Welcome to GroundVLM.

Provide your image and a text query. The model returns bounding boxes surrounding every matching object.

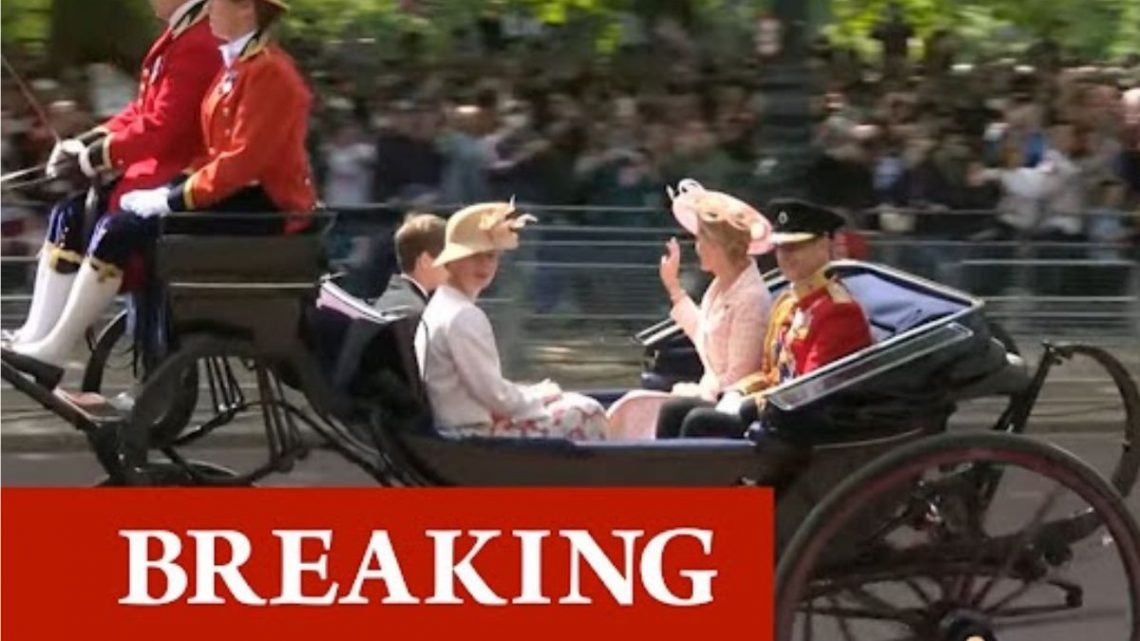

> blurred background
[1,0,1138,394]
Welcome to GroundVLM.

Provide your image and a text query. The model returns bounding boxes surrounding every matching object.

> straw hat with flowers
[433,199,537,267]
[666,179,773,255]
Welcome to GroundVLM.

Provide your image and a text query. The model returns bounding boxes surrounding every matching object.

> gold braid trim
[183,174,197,210]
[733,370,773,396]
[172,0,208,38]
[87,257,124,282]
[47,245,83,271]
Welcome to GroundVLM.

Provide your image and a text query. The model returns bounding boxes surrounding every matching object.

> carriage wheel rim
[775,433,1140,641]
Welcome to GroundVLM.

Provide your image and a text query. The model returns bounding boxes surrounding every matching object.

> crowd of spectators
[4,15,1140,256]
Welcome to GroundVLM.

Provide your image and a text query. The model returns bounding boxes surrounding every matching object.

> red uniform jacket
[85,1,220,210]
[169,33,316,228]
[734,268,873,404]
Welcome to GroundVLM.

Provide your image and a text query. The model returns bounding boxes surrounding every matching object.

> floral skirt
[490,392,609,440]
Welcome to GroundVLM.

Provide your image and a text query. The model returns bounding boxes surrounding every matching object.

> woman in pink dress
[606,179,773,438]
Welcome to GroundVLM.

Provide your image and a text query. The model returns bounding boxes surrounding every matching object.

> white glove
[76,143,99,178]
[714,390,744,415]
[44,138,85,178]
[119,187,171,219]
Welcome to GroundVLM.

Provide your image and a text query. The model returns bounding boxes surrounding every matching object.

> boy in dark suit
[373,213,447,317]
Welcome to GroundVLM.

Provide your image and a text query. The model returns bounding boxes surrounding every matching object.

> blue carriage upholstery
[308,280,426,420]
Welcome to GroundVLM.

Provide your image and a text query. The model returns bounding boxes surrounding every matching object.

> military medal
[220,70,236,95]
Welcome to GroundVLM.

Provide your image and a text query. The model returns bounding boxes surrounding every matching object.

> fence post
[1131,260,1140,341]
[1004,239,1035,336]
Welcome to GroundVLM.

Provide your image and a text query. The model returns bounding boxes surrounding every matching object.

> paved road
[1,445,377,486]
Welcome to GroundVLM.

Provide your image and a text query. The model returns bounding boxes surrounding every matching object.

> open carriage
[3,212,1139,640]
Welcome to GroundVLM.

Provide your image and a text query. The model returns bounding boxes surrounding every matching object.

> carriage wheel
[1003,343,1140,501]
[81,309,130,393]
[79,308,201,446]
[775,432,1140,641]
[124,333,315,486]
[1047,345,1140,500]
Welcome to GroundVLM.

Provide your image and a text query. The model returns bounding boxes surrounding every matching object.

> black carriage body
[155,230,326,356]
[309,261,1026,489]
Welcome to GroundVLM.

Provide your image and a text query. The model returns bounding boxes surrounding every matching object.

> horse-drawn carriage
[3,212,1139,640]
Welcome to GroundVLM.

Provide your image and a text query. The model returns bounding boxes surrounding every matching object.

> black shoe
[0,347,64,389]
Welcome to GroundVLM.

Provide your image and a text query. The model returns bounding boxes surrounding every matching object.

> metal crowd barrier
[1,204,1137,387]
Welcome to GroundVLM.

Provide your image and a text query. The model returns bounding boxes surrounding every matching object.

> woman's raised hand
[659,237,684,302]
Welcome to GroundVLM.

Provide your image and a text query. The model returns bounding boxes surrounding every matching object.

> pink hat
[667,179,773,255]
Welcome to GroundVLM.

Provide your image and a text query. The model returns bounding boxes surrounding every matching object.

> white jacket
[414,284,547,429]
[997,149,1084,235]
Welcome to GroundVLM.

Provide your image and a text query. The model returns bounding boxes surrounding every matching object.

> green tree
[48,0,156,70]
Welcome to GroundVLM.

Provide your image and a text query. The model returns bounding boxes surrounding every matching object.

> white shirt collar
[167,0,200,27]
[220,30,258,68]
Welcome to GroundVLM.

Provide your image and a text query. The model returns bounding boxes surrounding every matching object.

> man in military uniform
[2,0,220,349]
[657,199,873,439]
[5,0,314,388]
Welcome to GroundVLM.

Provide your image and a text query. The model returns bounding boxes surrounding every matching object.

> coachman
[3,0,316,389]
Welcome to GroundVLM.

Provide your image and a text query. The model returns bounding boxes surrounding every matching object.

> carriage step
[0,348,64,389]
[1,360,99,432]
[53,390,129,425]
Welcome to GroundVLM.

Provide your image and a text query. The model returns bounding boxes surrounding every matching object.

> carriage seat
[311,281,417,391]
[815,261,968,344]
[831,263,1030,400]
[308,280,431,438]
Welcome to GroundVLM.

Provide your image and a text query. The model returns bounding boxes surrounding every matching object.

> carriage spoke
[800,597,815,641]
[902,578,934,606]
[825,596,857,641]
[983,577,1045,615]
[968,481,1065,608]
[807,604,918,624]
[984,573,1085,617]
[836,586,924,627]
[989,606,1127,627]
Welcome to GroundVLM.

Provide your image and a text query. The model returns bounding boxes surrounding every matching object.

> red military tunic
[734,267,873,405]
[168,32,316,229]
[84,0,221,210]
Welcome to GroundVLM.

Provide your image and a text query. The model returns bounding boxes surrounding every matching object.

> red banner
[2,488,773,641]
